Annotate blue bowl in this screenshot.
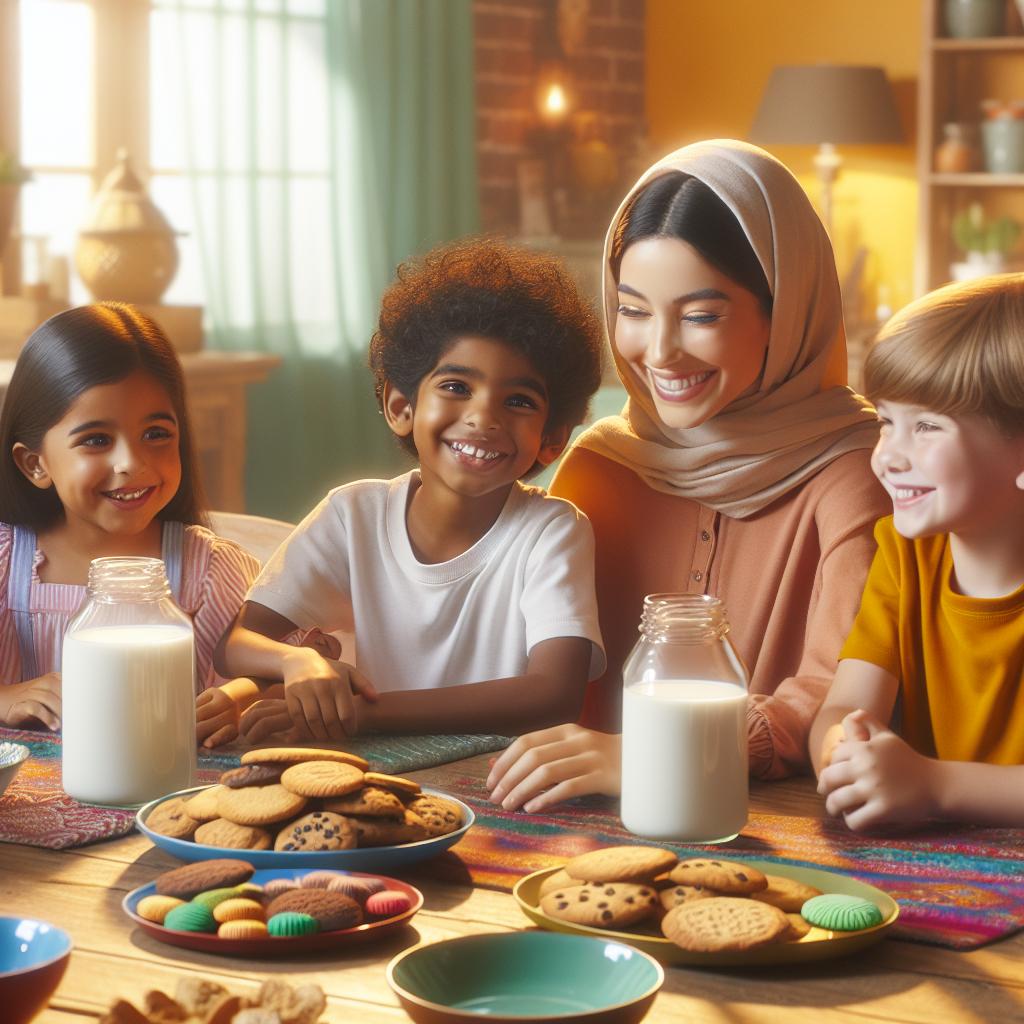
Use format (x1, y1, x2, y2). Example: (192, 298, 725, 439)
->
(0, 742, 29, 799)
(0, 917, 73, 1024)
(388, 931, 664, 1023)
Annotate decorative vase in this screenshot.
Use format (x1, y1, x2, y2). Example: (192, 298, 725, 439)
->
(0, 183, 20, 260)
(950, 250, 1006, 282)
(944, 0, 1005, 38)
(935, 122, 980, 172)
(981, 117, 1024, 173)
(75, 150, 180, 304)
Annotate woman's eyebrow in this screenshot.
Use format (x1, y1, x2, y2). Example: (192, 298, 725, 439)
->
(617, 283, 729, 303)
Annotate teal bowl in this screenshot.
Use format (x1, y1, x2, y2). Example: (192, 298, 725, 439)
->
(387, 931, 664, 1024)
(0, 917, 73, 1024)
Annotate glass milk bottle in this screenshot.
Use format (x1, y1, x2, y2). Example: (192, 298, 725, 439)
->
(62, 557, 196, 806)
(620, 594, 749, 843)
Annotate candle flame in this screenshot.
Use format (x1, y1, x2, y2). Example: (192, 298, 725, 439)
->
(544, 83, 567, 118)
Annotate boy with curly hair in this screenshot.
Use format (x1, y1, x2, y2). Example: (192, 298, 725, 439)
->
(214, 239, 606, 743)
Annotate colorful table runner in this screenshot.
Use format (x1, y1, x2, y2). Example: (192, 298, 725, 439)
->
(408, 762, 1024, 952)
(0, 727, 508, 851)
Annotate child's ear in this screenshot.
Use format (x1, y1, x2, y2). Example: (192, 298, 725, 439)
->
(537, 424, 572, 467)
(382, 382, 415, 438)
(11, 443, 53, 490)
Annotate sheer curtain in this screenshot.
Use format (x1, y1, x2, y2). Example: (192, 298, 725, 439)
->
(168, 0, 478, 520)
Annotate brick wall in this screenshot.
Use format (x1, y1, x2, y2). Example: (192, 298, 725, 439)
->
(474, 0, 647, 236)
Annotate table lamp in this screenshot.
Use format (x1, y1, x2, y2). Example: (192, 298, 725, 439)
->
(749, 64, 903, 235)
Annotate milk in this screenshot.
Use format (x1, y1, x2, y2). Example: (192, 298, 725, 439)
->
(621, 678, 747, 842)
(62, 624, 196, 806)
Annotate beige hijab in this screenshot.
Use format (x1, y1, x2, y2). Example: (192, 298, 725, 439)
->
(577, 139, 879, 518)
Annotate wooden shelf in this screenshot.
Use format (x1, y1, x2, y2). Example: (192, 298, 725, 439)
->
(932, 36, 1024, 51)
(930, 172, 1024, 186)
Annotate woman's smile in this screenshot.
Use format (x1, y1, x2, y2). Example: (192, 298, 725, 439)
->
(646, 367, 716, 403)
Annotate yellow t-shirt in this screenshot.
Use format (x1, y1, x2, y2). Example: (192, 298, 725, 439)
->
(841, 516, 1024, 764)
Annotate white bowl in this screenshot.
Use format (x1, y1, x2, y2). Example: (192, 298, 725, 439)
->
(0, 742, 29, 799)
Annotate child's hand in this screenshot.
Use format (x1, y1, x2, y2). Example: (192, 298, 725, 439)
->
(195, 687, 240, 749)
(238, 698, 309, 745)
(486, 724, 622, 813)
(817, 709, 939, 832)
(0, 672, 62, 730)
(280, 647, 377, 742)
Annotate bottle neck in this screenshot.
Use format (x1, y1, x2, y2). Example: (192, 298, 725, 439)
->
(638, 593, 730, 643)
(86, 557, 172, 604)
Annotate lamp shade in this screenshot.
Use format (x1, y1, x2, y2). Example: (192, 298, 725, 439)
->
(750, 65, 904, 145)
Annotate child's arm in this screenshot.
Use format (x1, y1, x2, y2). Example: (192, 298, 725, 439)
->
(809, 658, 899, 776)
(195, 677, 281, 749)
(0, 672, 62, 730)
(820, 710, 1024, 830)
(354, 636, 592, 736)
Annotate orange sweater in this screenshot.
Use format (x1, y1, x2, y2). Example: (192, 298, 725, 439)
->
(550, 445, 889, 778)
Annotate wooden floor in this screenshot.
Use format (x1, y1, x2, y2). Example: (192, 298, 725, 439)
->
(2, 760, 1022, 1023)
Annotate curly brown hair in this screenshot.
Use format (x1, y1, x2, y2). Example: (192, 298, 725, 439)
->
(369, 238, 604, 466)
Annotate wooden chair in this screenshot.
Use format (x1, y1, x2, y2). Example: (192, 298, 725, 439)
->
(209, 510, 295, 564)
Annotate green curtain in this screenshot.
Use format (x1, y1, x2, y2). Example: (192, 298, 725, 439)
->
(174, 0, 479, 520)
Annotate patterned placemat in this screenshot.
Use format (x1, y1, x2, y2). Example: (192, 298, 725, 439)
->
(407, 763, 1024, 952)
(0, 727, 509, 850)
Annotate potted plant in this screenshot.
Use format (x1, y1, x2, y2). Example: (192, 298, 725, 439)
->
(950, 202, 1021, 281)
(0, 150, 32, 261)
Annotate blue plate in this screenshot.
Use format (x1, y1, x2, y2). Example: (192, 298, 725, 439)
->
(136, 784, 474, 869)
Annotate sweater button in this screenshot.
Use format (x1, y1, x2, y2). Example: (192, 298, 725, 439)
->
(692, 570, 703, 582)
(700, 530, 711, 542)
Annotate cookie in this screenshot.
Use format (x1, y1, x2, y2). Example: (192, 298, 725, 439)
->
(327, 875, 380, 902)
(750, 874, 823, 913)
(280, 760, 365, 798)
(363, 771, 421, 795)
(350, 809, 429, 847)
(257, 979, 327, 1024)
(220, 763, 285, 789)
(145, 797, 200, 840)
(661, 897, 790, 952)
(785, 912, 812, 940)
(262, 877, 299, 898)
(195, 818, 273, 851)
(566, 845, 678, 883)
(183, 785, 226, 822)
(273, 811, 356, 851)
(213, 898, 266, 924)
(299, 870, 347, 889)
(267, 911, 319, 937)
(163, 902, 217, 933)
(322, 786, 405, 819)
(801, 894, 884, 931)
(266, 889, 363, 930)
(405, 794, 463, 836)
(155, 858, 255, 900)
(240, 746, 369, 771)
(541, 882, 659, 929)
(658, 883, 720, 911)
(216, 783, 308, 826)
(193, 885, 251, 911)
(217, 920, 268, 940)
(365, 890, 412, 917)
(668, 858, 768, 894)
(538, 868, 577, 898)
(135, 894, 185, 924)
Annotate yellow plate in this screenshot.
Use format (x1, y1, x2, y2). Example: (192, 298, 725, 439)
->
(513, 861, 898, 967)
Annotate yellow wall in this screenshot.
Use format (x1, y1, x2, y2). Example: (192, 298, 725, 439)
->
(645, 0, 921, 319)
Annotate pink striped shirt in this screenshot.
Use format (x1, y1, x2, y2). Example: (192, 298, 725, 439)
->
(0, 522, 260, 692)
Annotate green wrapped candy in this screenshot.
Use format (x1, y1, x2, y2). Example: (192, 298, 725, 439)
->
(268, 911, 320, 937)
(163, 902, 217, 933)
(801, 894, 884, 931)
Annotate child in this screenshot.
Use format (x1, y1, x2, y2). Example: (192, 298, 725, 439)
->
(810, 274, 1024, 831)
(214, 238, 606, 744)
(0, 303, 260, 731)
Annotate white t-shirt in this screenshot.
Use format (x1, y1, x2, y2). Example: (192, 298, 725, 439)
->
(248, 471, 605, 691)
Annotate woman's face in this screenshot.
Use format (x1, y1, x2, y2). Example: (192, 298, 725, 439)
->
(615, 236, 771, 430)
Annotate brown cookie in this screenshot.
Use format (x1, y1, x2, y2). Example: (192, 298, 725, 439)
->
(350, 809, 429, 847)
(273, 811, 356, 851)
(566, 845, 678, 883)
(194, 818, 273, 851)
(538, 868, 576, 898)
(280, 760, 365, 798)
(541, 882, 659, 930)
(216, 783, 308, 826)
(219, 763, 285, 789)
(784, 912, 813, 940)
(155, 858, 255, 900)
(322, 785, 405, 819)
(658, 883, 721, 911)
(750, 874, 824, 913)
(240, 746, 369, 770)
(363, 771, 421, 795)
(668, 858, 768, 894)
(183, 785, 226, 823)
(145, 797, 200, 840)
(257, 979, 328, 1024)
(661, 897, 790, 952)
(266, 889, 363, 930)
(405, 794, 463, 837)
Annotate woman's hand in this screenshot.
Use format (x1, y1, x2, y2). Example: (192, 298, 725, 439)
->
(0, 672, 62, 730)
(817, 709, 940, 831)
(280, 647, 377, 742)
(486, 724, 621, 813)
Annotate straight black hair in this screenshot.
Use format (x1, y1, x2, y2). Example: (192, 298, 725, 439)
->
(609, 171, 773, 318)
(0, 302, 208, 529)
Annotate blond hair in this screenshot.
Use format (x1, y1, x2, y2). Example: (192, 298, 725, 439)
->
(864, 274, 1024, 436)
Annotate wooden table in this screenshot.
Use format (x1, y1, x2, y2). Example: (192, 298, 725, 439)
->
(2, 757, 1022, 1023)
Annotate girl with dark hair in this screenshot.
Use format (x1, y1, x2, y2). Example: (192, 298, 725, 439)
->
(488, 140, 890, 812)
(0, 303, 259, 728)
